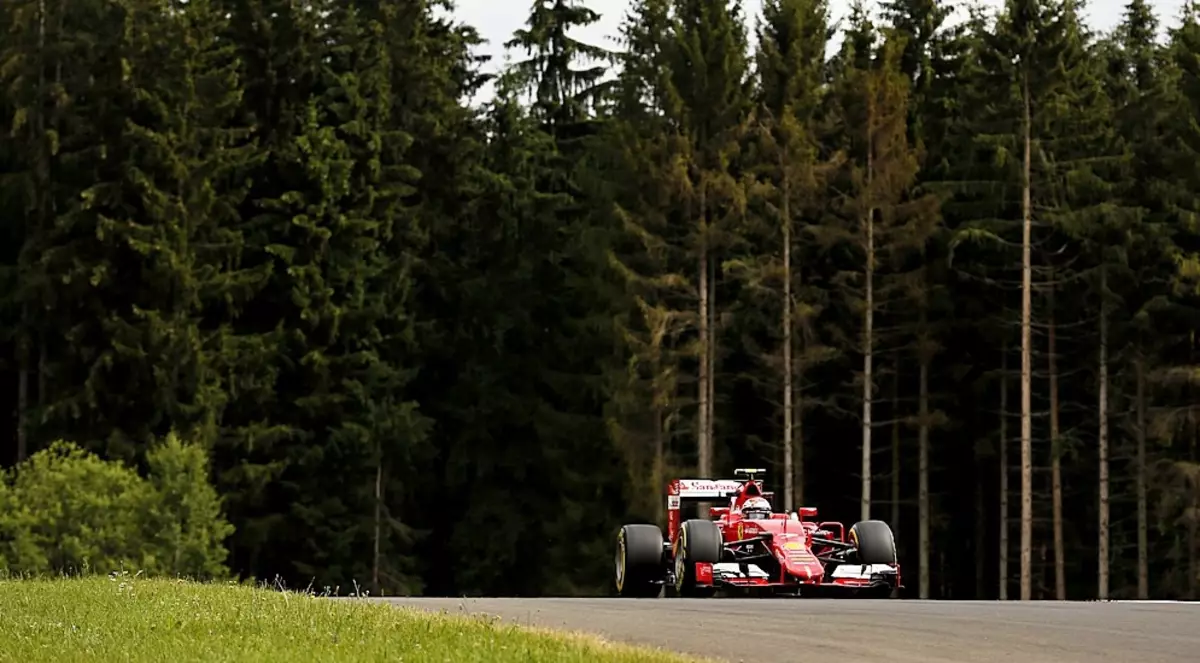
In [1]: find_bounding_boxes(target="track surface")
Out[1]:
[376,596,1199,662]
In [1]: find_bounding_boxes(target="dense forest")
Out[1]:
[0,0,1197,601]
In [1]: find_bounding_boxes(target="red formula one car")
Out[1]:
[614,469,901,598]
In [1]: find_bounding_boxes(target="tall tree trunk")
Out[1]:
[700,255,710,463]
[891,367,901,533]
[17,0,49,464]
[919,315,930,599]
[1019,70,1034,602]
[1000,344,1009,600]
[17,352,28,462]
[861,209,874,523]
[1191,332,1198,600]
[38,337,46,409]
[373,456,383,595]
[698,185,710,479]
[1191,401,1197,600]
[1049,281,1065,599]
[783,180,794,511]
[796,343,805,507]
[1135,354,1148,599]
[916,266,932,597]
[862,120,875,524]
[921,275,931,600]
[1098,268,1110,600]
[976,458,986,599]
[654,403,665,525]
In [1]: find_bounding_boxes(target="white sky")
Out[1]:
[453,0,1186,102]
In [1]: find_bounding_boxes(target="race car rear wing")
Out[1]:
[665,472,775,542]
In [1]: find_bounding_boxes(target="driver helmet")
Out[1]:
[741,497,772,520]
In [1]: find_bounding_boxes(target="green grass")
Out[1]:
[0,573,705,662]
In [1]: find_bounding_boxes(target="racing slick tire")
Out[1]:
[672,519,721,598]
[848,519,897,565]
[616,524,665,597]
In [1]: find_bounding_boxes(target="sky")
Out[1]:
[452,0,1186,102]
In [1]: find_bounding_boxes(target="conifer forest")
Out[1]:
[1,0,1199,602]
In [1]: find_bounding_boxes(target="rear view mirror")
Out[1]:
[797,507,818,519]
[709,507,729,518]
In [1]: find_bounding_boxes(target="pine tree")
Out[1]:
[819,6,937,525]
[737,0,837,511]
[416,0,635,596]
[201,0,433,591]
[878,0,954,147]
[1037,1,1135,600]
[879,0,956,600]
[1161,1,1200,599]
[0,0,64,463]
[973,0,1078,601]
[1103,0,1178,600]
[506,0,613,124]
[0,0,261,461]
[669,0,752,478]
[604,0,695,523]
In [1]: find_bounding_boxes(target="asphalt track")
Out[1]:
[375,596,1200,662]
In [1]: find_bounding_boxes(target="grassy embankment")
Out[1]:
[0,573,705,662]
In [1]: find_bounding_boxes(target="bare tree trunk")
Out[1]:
[653,404,665,525]
[783,181,794,511]
[939,550,947,597]
[1049,283,1065,600]
[17,0,49,464]
[1000,344,1009,600]
[862,122,875,524]
[1019,70,1034,602]
[38,338,45,409]
[373,456,383,595]
[1135,354,1148,599]
[1098,267,1110,601]
[891,368,900,533]
[698,186,710,479]
[700,255,710,463]
[976,461,986,599]
[862,211,874,523]
[919,350,930,599]
[1191,332,1198,600]
[1191,400,1198,600]
[796,348,805,507]
[17,352,28,462]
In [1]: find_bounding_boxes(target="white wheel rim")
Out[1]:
[674,527,686,592]
[615,533,626,590]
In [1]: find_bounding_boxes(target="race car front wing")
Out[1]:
[680,560,902,597]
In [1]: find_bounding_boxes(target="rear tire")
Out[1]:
[615,524,664,597]
[848,520,897,565]
[672,519,722,597]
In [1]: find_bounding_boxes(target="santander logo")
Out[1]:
[677,479,743,492]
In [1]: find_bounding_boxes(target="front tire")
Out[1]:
[616,524,664,597]
[672,519,721,597]
[848,520,897,565]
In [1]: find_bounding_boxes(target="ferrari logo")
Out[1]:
[736,522,744,540]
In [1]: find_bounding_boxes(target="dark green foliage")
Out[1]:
[506,0,614,122]
[0,0,1198,602]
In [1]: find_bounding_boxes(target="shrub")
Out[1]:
[142,432,235,578]
[0,434,233,579]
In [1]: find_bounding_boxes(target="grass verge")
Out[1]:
[0,574,706,662]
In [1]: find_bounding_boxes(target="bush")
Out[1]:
[0,435,233,579]
[142,433,236,578]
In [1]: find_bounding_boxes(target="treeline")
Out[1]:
[0,0,1197,600]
